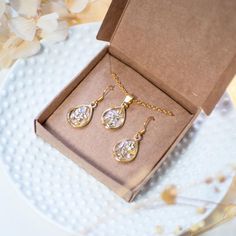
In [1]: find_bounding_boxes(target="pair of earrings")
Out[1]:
[67,85,155,162]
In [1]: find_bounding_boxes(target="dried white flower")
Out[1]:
[0,15,10,43]
[8,17,36,41]
[41,1,70,18]
[37,13,59,33]
[65,0,88,13]
[10,0,41,17]
[0,0,91,68]
[0,0,89,68]
[12,39,41,59]
[0,1,6,18]
[40,21,68,44]
[0,34,41,68]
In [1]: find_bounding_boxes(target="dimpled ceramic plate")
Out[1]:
[0,23,236,236]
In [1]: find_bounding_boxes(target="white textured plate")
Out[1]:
[0,23,236,236]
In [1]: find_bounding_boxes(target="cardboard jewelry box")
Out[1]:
[34,0,236,202]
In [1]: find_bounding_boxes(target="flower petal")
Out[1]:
[41,21,68,43]
[2,35,22,49]
[0,1,6,18]
[10,0,40,17]
[0,15,10,43]
[12,39,41,59]
[75,0,110,23]
[37,13,59,33]
[0,47,14,69]
[41,1,69,18]
[8,16,36,41]
[66,0,88,13]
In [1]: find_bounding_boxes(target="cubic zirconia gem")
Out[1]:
[102,107,125,129]
[113,139,138,162]
[68,105,92,128]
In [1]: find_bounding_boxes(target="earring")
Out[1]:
[113,116,155,163]
[67,85,114,128]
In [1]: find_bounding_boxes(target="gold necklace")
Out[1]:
[101,68,174,129]
[111,72,174,116]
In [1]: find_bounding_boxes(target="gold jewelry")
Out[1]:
[113,116,155,162]
[67,85,114,128]
[101,72,174,129]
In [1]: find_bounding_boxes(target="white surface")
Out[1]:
[0,23,236,236]
[204,218,236,236]
[0,69,9,85]
[0,153,235,236]
[0,159,74,236]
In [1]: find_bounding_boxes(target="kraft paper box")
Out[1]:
[35,0,236,202]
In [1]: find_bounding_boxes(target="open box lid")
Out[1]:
[97,0,236,114]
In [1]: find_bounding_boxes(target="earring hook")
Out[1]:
[143,116,155,132]
[91,85,115,107]
[103,85,115,98]
[134,116,155,141]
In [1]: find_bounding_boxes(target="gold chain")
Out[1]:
[111,72,174,116]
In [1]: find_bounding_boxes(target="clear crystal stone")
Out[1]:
[67,105,92,128]
[102,106,125,129]
[113,139,138,162]
[73,107,88,120]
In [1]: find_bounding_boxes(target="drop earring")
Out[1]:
[67,85,114,128]
[113,116,155,163]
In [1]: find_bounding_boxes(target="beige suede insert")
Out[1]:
[44,53,193,190]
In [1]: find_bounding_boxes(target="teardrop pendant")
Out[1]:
[101,95,134,129]
[101,106,126,129]
[67,105,93,128]
[113,139,139,162]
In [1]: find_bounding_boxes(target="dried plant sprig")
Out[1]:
[77,169,236,236]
